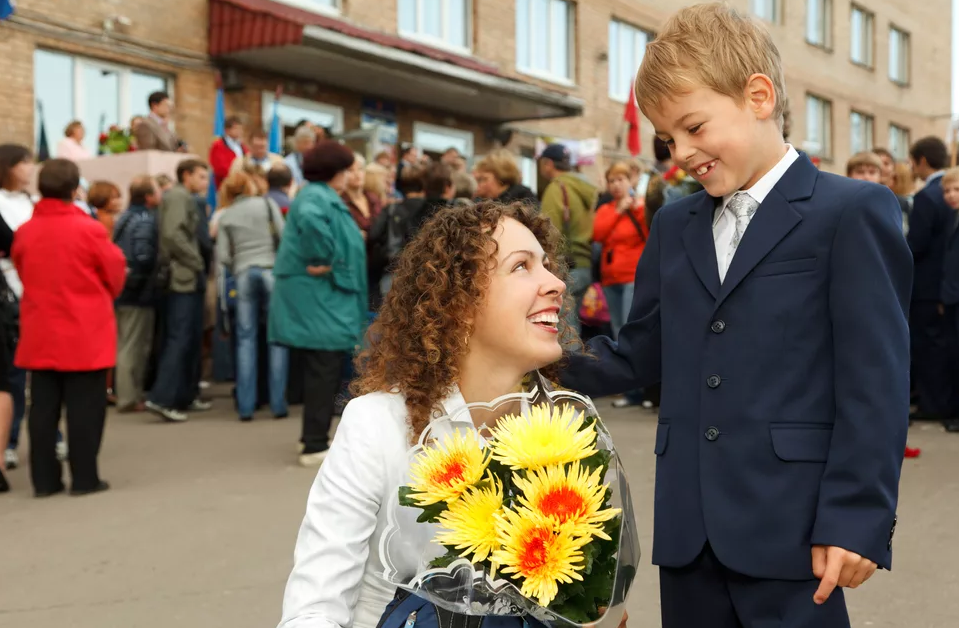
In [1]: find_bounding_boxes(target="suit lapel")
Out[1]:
[713,153,818,310]
[682,194,721,299]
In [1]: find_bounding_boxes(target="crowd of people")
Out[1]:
[0,78,954,497]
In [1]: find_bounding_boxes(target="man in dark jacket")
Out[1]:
[114,176,161,412]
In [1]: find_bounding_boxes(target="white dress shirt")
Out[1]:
[278,389,468,628]
[713,145,800,281]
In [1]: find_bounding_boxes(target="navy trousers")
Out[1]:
[149,291,204,410]
[910,301,956,417]
[660,544,850,628]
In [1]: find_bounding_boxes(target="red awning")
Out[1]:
[209,0,501,77]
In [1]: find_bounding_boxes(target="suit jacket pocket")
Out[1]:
[769,423,832,462]
[654,423,670,455]
[751,257,817,278]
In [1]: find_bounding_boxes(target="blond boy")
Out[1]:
[561,4,911,627]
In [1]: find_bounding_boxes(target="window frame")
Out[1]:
[889,123,911,161]
[398,0,472,54]
[608,20,652,103]
[805,0,833,49]
[750,0,780,24]
[269,0,339,16]
[412,121,475,158]
[849,110,875,154]
[804,93,833,160]
[34,49,172,155]
[888,25,911,85]
[515,0,575,85]
[849,5,874,68]
[260,92,345,137]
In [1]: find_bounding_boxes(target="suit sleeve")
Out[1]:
[811,185,912,570]
[559,210,663,396]
[162,194,205,273]
[135,124,157,151]
[906,189,938,261]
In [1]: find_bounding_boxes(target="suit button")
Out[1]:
[711,320,726,333]
[705,426,720,441]
[706,375,722,388]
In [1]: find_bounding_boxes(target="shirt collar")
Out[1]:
[715,145,800,225]
[927,170,946,184]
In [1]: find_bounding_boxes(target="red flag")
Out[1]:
[624,80,642,156]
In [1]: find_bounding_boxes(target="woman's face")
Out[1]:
[108,194,123,213]
[469,217,566,374]
[6,159,34,191]
[74,125,86,142]
[475,169,504,199]
[348,161,366,190]
[607,173,632,200]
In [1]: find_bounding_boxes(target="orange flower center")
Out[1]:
[518,526,554,574]
[430,459,466,487]
[537,486,587,522]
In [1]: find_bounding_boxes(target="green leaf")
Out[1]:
[548,600,596,624]
[581,540,601,575]
[416,500,448,523]
[428,549,461,569]
[580,449,612,476]
[398,485,418,507]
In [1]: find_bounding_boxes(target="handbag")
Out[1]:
[377,588,545,628]
[579,282,610,327]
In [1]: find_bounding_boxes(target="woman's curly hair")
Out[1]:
[352,200,578,441]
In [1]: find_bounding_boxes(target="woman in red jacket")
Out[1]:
[13,159,127,498]
[593,161,648,337]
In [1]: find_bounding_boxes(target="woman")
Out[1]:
[0,215,14,493]
[364,162,391,207]
[341,154,383,238]
[88,181,123,234]
[593,161,648,337]
[474,149,538,206]
[269,141,367,468]
[13,159,126,497]
[0,144,38,473]
[278,200,571,627]
[216,169,288,422]
[55,120,93,162]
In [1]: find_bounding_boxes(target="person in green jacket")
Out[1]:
[269,141,368,468]
[538,143,598,334]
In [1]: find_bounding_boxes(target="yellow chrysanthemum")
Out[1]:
[407,429,490,506]
[513,462,621,540]
[435,475,504,564]
[492,508,590,607]
[489,403,597,470]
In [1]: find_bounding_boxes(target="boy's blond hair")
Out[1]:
[636,2,786,129]
[846,152,883,176]
[941,167,959,187]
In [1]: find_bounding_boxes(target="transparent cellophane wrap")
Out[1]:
[378,376,640,628]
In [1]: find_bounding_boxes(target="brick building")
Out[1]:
[0,0,952,187]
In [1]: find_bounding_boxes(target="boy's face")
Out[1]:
[943,180,959,210]
[849,165,882,184]
[648,84,775,198]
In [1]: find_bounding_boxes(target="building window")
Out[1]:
[849,111,874,154]
[750,0,779,23]
[889,124,910,161]
[608,21,651,103]
[850,6,873,67]
[398,0,470,51]
[33,49,169,156]
[805,94,832,159]
[413,122,474,158]
[519,155,538,194]
[516,0,574,82]
[889,26,910,84]
[261,92,344,152]
[806,0,832,47]
[272,0,338,14]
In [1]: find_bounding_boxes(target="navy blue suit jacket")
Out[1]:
[907,175,952,302]
[561,155,911,581]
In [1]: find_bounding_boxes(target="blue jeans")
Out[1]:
[603,282,635,339]
[235,267,288,418]
[149,291,205,410]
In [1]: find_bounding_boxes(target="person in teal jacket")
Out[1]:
[269,140,368,467]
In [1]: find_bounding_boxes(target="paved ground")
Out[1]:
[1,387,957,628]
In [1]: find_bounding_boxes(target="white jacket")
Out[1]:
[278,389,467,628]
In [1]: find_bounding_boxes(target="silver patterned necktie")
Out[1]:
[726,192,760,270]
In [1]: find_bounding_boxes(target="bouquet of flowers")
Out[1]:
[379,379,638,627]
[98,125,136,154]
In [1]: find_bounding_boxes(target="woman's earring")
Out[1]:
[465,332,470,348]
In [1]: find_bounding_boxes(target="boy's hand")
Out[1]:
[812,545,877,604]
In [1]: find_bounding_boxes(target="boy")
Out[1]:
[846,151,884,183]
[935,166,959,433]
[561,4,911,627]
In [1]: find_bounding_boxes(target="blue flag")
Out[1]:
[269,93,282,155]
[206,85,225,211]
[0,0,15,20]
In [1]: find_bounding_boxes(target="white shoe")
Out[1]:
[146,401,188,423]
[4,449,18,470]
[56,441,68,462]
[188,399,213,412]
[298,450,329,467]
